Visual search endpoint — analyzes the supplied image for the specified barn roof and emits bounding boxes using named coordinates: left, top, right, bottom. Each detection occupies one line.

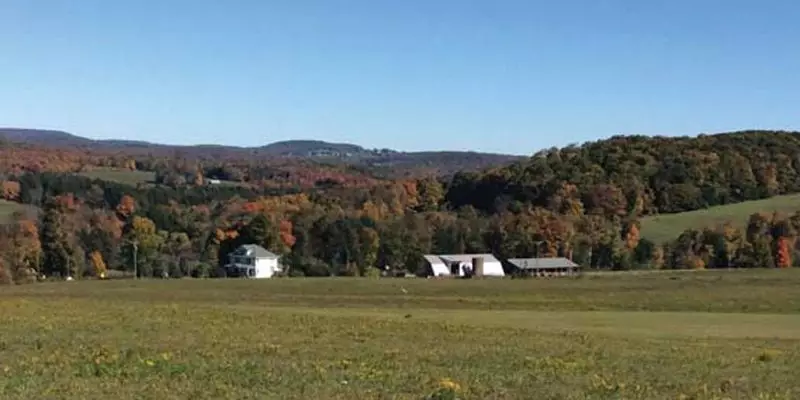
left=507, top=258, right=579, bottom=270
left=423, top=255, right=446, bottom=266
left=231, top=244, right=279, bottom=259
left=423, top=254, right=500, bottom=264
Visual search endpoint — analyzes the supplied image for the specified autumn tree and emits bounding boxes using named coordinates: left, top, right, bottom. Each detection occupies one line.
left=776, top=237, right=792, bottom=268
left=40, top=202, right=76, bottom=278
left=239, top=215, right=278, bottom=251
left=193, top=169, right=205, bottom=186
left=163, top=232, right=192, bottom=276
left=584, top=184, right=628, bottom=219
left=415, top=176, right=444, bottom=212
left=717, top=223, right=744, bottom=268
left=122, top=216, right=164, bottom=277
left=278, top=220, right=296, bottom=250
left=8, top=219, right=41, bottom=282
left=123, top=159, right=137, bottom=171
left=622, top=219, right=641, bottom=250
left=547, top=182, right=584, bottom=216
left=358, top=227, right=380, bottom=274
left=115, top=195, right=136, bottom=222
left=1, top=180, right=21, bottom=201
left=90, top=250, right=108, bottom=278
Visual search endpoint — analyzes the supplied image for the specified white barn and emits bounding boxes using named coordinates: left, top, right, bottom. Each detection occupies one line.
left=423, top=253, right=505, bottom=277
left=224, top=244, right=282, bottom=278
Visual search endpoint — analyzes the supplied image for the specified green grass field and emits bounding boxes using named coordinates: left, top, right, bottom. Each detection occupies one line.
left=78, top=169, right=156, bottom=186
left=0, top=199, right=35, bottom=223
left=77, top=169, right=244, bottom=187
left=641, top=194, right=800, bottom=244
left=1, top=270, right=799, bottom=399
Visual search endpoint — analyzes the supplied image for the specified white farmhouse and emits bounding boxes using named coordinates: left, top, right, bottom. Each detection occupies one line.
left=423, top=253, right=505, bottom=277
left=224, top=244, right=281, bottom=278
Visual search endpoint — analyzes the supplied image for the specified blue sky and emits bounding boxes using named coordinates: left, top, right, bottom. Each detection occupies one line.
left=1, top=0, right=799, bottom=155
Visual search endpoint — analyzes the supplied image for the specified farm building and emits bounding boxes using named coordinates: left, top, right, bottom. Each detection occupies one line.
left=224, top=244, right=282, bottom=278
left=423, top=254, right=505, bottom=277
left=506, top=257, right=580, bottom=277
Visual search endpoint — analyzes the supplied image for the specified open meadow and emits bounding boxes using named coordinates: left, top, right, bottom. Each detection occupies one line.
left=77, top=168, right=157, bottom=186
left=0, top=200, right=35, bottom=223
left=1, top=269, right=800, bottom=399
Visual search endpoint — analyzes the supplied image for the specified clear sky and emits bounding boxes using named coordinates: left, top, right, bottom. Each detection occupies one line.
left=1, top=0, right=799, bottom=155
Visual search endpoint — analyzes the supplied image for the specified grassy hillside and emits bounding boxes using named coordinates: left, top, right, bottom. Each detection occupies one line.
left=1, top=270, right=799, bottom=399
left=641, top=193, right=800, bottom=244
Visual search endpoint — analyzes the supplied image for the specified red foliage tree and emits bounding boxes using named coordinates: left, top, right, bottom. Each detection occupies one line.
left=776, top=237, right=792, bottom=268
left=278, top=219, right=296, bottom=248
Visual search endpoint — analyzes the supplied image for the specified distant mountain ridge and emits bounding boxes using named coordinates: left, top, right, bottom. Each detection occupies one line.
left=0, top=128, right=523, bottom=175
left=0, top=128, right=158, bottom=148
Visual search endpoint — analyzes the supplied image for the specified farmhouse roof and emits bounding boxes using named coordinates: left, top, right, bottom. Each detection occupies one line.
left=232, top=244, right=279, bottom=259
left=507, top=258, right=579, bottom=270
left=423, top=254, right=500, bottom=264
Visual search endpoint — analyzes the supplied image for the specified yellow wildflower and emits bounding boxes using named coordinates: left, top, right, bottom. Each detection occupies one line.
left=438, top=378, right=461, bottom=392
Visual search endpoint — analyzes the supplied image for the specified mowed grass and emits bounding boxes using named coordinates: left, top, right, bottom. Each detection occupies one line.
left=2, top=270, right=800, bottom=399
left=78, top=168, right=156, bottom=186
left=641, top=193, right=800, bottom=243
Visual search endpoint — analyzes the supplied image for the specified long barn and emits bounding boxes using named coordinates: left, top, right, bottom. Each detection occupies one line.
left=423, top=254, right=505, bottom=277
left=506, top=257, right=580, bottom=277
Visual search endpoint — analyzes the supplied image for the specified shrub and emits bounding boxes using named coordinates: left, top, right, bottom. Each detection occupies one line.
left=0, top=260, right=12, bottom=285
left=364, top=266, right=382, bottom=278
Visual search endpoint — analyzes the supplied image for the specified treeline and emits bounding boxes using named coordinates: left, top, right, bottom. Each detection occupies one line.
left=666, top=212, right=797, bottom=269
left=0, top=143, right=383, bottom=190
left=447, top=131, right=800, bottom=215
left=0, top=173, right=796, bottom=285
left=2, top=130, right=800, bottom=283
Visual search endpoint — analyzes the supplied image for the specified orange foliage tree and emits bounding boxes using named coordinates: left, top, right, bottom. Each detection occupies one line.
left=90, top=250, right=108, bottom=277
left=6, top=219, right=42, bottom=281
left=1, top=180, right=21, bottom=201
left=623, top=220, right=641, bottom=250
left=279, top=220, right=296, bottom=248
left=776, top=237, right=792, bottom=268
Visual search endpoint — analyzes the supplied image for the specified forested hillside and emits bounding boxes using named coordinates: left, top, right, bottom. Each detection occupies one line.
left=1, top=130, right=800, bottom=284
left=447, top=130, right=800, bottom=214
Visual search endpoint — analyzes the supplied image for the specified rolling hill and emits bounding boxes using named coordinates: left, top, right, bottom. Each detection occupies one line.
left=0, top=128, right=523, bottom=176
left=445, top=130, right=800, bottom=214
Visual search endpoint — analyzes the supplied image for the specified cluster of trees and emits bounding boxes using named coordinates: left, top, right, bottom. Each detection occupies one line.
left=667, top=212, right=799, bottom=270
left=0, top=141, right=382, bottom=191
left=2, top=130, right=800, bottom=283
left=447, top=131, right=800, bottom=215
